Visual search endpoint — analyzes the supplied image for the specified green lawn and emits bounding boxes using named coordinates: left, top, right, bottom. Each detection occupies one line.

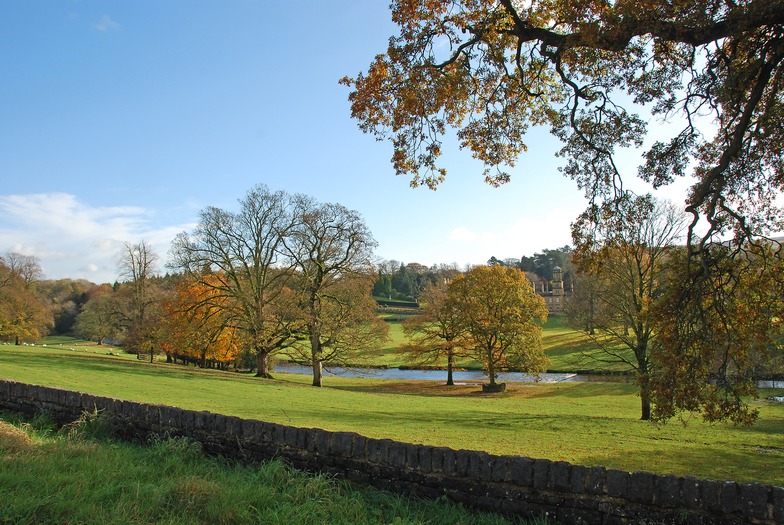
left=355, top=315, right=633, bottom=373
left=1, top=342, right=782, bottom=486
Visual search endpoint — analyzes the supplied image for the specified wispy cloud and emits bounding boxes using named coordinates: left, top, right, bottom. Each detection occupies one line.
left=0, top=193, right=190, bottom=283
left=95, top=14, right=121, bottom=32
left=447, top=208, right=574, bottom=260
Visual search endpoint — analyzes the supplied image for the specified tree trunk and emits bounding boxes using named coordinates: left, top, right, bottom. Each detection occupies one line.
left=312, top=359, right=323, bottom=387
left=641, top=392, right=651, bottom=421
left=310, top=318, right=322, bottom=387
left=255, top=349, right=272, bottom=378
left=446, top=352, right=455, bottom=386
left=487, top=348, right=496, bottom=386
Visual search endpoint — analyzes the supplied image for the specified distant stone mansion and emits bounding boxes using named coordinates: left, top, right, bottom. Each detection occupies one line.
left=531, top=266, right=568, bottom=313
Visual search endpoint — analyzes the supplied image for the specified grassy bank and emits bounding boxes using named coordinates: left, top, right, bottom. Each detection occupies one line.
left=0, top=414, right=537, bottom=525
left=1, top=343, right=782, bottom=486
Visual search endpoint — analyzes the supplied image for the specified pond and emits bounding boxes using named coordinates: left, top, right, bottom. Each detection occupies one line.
left=273, top=363, right=620, bottom=383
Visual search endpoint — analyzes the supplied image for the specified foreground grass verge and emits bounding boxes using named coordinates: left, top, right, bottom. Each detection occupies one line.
left=0, top=414, right=538, bottom=525
left=1, top=344, right=782, bottom=486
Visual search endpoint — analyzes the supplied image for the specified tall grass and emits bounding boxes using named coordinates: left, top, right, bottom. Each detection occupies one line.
left=0, top=413, right=544, bottom=525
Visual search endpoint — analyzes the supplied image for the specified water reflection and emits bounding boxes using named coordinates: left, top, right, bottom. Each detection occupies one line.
left=274, top=364, right=614, bottom=383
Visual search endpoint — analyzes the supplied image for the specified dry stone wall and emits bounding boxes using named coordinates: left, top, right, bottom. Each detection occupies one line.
left=1, top=379, right=781, bottom=525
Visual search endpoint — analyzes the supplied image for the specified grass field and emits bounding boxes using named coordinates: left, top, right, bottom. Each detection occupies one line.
left=0, top=414, right=537, bottom=525
left=1, top=341, right=782, bottom=487
left=360, top=315, right=633, bottom=373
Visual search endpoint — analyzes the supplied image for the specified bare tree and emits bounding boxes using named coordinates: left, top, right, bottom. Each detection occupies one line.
left=168, top=184, right=299, bottom=378
left=116, top=241, right=162, bottom=361
left=284, top=196, right=380, bottom=387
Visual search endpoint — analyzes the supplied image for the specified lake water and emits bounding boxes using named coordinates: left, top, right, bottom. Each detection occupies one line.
left=273, top=364, right=613, bottom=383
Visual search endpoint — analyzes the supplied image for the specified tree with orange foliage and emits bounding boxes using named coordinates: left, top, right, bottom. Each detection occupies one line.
left=448, top=265, right=549, bottom=391
left=162, top=276, right=244, bottom=369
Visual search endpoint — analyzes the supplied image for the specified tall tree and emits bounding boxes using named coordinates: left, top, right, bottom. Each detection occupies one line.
left=0, top=253, right=52, bottom=344
left=116, top=241, right=163, bottom=361
left=284, top=196, right=379, bottom=387
left=168, top=185, right=299, bottom=378
left=569, top=195, right=686, bottom=420
left=72, top=285, right=120, bottom=345
left=650, top=243, right=784, bottom=424
left=449, top=265, right=549, bottom=390
left=401, top=281, right=469, bottom=385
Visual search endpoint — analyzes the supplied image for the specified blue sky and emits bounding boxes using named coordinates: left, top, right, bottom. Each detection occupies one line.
left=0, top=2, right=690, bottom=284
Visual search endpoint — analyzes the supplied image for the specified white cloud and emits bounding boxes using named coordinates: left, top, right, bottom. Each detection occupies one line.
left=95, top=14, right=120, bottom=32
left=445, top=208, right=574, bottom=262
left=0, top=193, right=191, bottom=283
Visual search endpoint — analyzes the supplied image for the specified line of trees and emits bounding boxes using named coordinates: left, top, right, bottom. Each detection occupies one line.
left=3, top=190, right=782, bottom=421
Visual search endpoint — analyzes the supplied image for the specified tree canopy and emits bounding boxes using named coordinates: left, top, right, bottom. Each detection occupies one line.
left=342, top=0, right=784, bottom=248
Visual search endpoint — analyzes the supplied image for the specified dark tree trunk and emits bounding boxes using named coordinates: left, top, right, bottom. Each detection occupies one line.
left=255, top=349, right=272, bottom=378
left=641, top=393, right=651, bottom=421
left=446, top=352, right=455, bottom=386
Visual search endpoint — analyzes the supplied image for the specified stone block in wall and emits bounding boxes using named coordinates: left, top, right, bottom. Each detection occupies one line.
left=379, top=438, right=394, bottom=466
left=490, top=455, right=509, bottom=483
left=284, top=425, right=298, bottom=449
left=388, top=441, right=408, bottom=469
left=329, top=431, right=355, bottom=458
left=570, top=464, right=587, bottom=494
left=296, top=426, right=310, bottom=451
left=64, top=390, right=82, bottom=408
left=159, top=405, right=182, bottom=431
left=195, top=411, right=213, bottom=432
left=455, top=449, right=472, bottom=477
left=212, top=414, right=227, bottom=434
left=365, top=437, right=381, bottom=463
left=475, top=452, right=493, bottom=482
left=350, top=433, right=365, bottom=458
left=720, top=480, right=739, bottom=514
left=606, top=470, right=629, bottom=499
left=416, top=444, right=432, bottom=473
left=180, top=409, right=195, bottom=432
left=772, top=486, right=784, bottom=523
left=682, top=477, right=701, bottom=509
left=552, top=461, right=571, bottom=492
left=532, top=458, right=551, bottom=490
left=629, top=471, right=656, bottom=504
left=240, top=418, right=259, bottom=443
left=739, top=483, right=769, bottom=521
left=311, top=428, right=330, bottom=456
left=509, top=456, right=533, bottom=486
left=402, top=443, right=420, bottom=471
left=701, top=479, right=721, bottom=513
left=653, top=474, right=681, bottom=508
left=226, top=416, right=242, bottom=438
left=442, top=447, right=457, bottom=476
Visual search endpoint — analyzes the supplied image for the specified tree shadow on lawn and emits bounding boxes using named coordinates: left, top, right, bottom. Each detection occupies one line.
left=581, top=439, right=784, bottom=486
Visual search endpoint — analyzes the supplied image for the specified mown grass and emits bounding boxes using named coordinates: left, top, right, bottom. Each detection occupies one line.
left=1, top=343, right=783, bottom=486
left=358, top=315, right=633, bottom=374
left=0, top=413, right=540, bottom=525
